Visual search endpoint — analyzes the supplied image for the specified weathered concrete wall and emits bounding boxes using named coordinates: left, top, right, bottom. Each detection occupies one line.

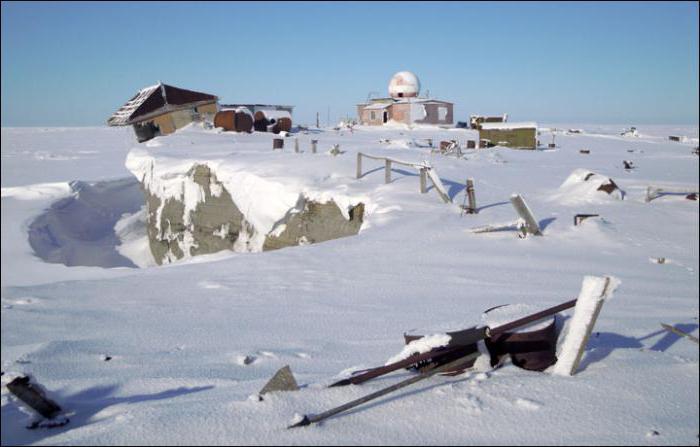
left=414, top=102, right=454, bottom=125
left=264, top=201, right=364, bottom=251
left=142, top=164, right=364, bottom=264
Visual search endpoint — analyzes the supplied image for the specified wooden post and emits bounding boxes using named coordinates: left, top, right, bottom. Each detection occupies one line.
left=385, top=159, right=392, bottom=184
left=466, top=178, right=477, bottom=214
left=509, top=194, right=541, bottom=236
left=294, top=138, right=299, bottom=153
left=419, top=168, right=427, bottom=193
left=553, top=276, right=617, bottom=376
left=356, top=152, right=362, bottom=179
left=311, top=140, right=318, bottom=154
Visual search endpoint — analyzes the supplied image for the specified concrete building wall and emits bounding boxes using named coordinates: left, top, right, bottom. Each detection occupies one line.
left=390, top=103, right=411, bottom=124
left=358, top=106, right=387, bottom=125
left=414, top=102, right=453, bottom=125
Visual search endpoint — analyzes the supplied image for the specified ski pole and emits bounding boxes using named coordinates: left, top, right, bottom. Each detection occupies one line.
left=289, top=351, right=480, bottom=428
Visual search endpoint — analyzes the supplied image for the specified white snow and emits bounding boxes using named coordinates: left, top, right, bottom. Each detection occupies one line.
left=550, top=168, right=625, bottom=204
left=385, top=333, right=452, bottom=365
left=480, top=122, right=538, bottom=130
left=1, top=123, right=698, bottom=445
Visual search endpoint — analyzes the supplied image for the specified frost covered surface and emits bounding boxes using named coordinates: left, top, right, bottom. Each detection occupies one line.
left=1, top=124, right=699, bottom=445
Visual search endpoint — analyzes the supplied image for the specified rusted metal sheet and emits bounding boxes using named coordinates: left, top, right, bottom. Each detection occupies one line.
left=574, top=214, right=599, bottom=225
left=484, top=305, right=559, bottom=372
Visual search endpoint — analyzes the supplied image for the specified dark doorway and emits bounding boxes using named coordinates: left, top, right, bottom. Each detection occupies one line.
left=383, top=111, right=388, bottom=123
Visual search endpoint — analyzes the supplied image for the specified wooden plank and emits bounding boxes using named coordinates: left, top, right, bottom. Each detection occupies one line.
left=646, top=185, right=699, bottom=202
left=356, top=152, right=362, bottom=179
left=509, top=194, right=541, bottom=235
left=6, top=376, right=62, bottom=419
left=426, top=168, right=452, bottom=203
left=385, top=159, right=392, bottom=184
left=553, top=276, right=617, bottom=376
left=660, top=323, right=699, bottom=344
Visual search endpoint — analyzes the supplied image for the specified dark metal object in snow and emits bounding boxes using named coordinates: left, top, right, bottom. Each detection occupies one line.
left=289, top=352, right=481, bottom=429
left=579, top=149, right=590, bottom=154
left=597, top=179, right=620, bottom=195
left=574, top=214, right=599, bottom=226
left=260, top=365, right=299, bottom=396
left=6, top=376, right=64, bottom=420
left=623, top=160, right=635, bottom=170
left=272, top=138, right=284, bottom=150
left=483, top=305, right=559, bottom=372
left=328, top=299, right=577, bottom=388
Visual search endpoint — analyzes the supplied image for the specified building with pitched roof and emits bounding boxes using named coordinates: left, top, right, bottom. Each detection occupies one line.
left=107, top=82, right=219, bottom=142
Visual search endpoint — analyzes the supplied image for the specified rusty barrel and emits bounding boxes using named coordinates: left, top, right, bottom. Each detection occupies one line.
left=215, top=109, right=253, bottom=133
left=214, top=110, right=235, bottom=131
left=483, top=304, right=559, bottom=372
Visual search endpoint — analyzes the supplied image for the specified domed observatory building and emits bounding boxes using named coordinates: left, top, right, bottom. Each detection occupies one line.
left=357, top=72, right=453, bottom=126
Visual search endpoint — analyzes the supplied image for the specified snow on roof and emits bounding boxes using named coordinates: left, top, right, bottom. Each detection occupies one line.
left=257, top=109, right=291, bottom=121
left=108, top=83, right=218, bottom=126
left=107, top=84, right=162, bottom=126
left=480, top=122, right=537, bottom=130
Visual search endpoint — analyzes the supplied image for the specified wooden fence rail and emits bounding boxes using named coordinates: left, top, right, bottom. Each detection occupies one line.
left=356, top=152, right=451, bottom=203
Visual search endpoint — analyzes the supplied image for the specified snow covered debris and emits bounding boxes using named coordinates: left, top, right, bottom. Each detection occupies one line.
left=385, top=333, right=452, bottom=365
left=551, top=168, right=624, bottom=204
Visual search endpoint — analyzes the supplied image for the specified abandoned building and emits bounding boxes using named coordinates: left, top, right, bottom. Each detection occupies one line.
left=220, top=104, right=294, bottom=133
left=107, top=82, right=219, bottom=142
left=357, top=71, right=453, bottom=126
left=479, top=122, right=538, bottom=149
left=469, top=114, right=508, bottom=130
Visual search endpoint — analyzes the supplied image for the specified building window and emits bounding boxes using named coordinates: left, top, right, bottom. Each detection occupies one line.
left=370, top=111, right=376, bottom=120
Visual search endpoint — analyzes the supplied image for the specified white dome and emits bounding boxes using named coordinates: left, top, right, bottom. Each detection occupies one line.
left=388, top=71, right=420, bottom=98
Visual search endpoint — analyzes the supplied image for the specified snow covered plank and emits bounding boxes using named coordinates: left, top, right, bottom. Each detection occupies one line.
left=426, top=168, right=452, bottom=203
left=553, top=276, right=620, bottom=376
left=509, top=194, right=541, bottom=236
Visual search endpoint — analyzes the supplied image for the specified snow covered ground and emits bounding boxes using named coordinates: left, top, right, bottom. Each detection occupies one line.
left=1, top=123, right=698, bottom=445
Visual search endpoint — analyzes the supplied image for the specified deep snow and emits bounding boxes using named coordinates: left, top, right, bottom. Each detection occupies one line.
left=1, top=124, right=698, bottom=445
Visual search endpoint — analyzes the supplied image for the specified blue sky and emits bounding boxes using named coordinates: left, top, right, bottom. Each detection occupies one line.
left=1, top=1, right=698, bottom=126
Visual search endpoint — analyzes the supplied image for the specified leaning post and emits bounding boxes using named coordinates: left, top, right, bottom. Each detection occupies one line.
left=466, top=178, right=477, bottom=214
